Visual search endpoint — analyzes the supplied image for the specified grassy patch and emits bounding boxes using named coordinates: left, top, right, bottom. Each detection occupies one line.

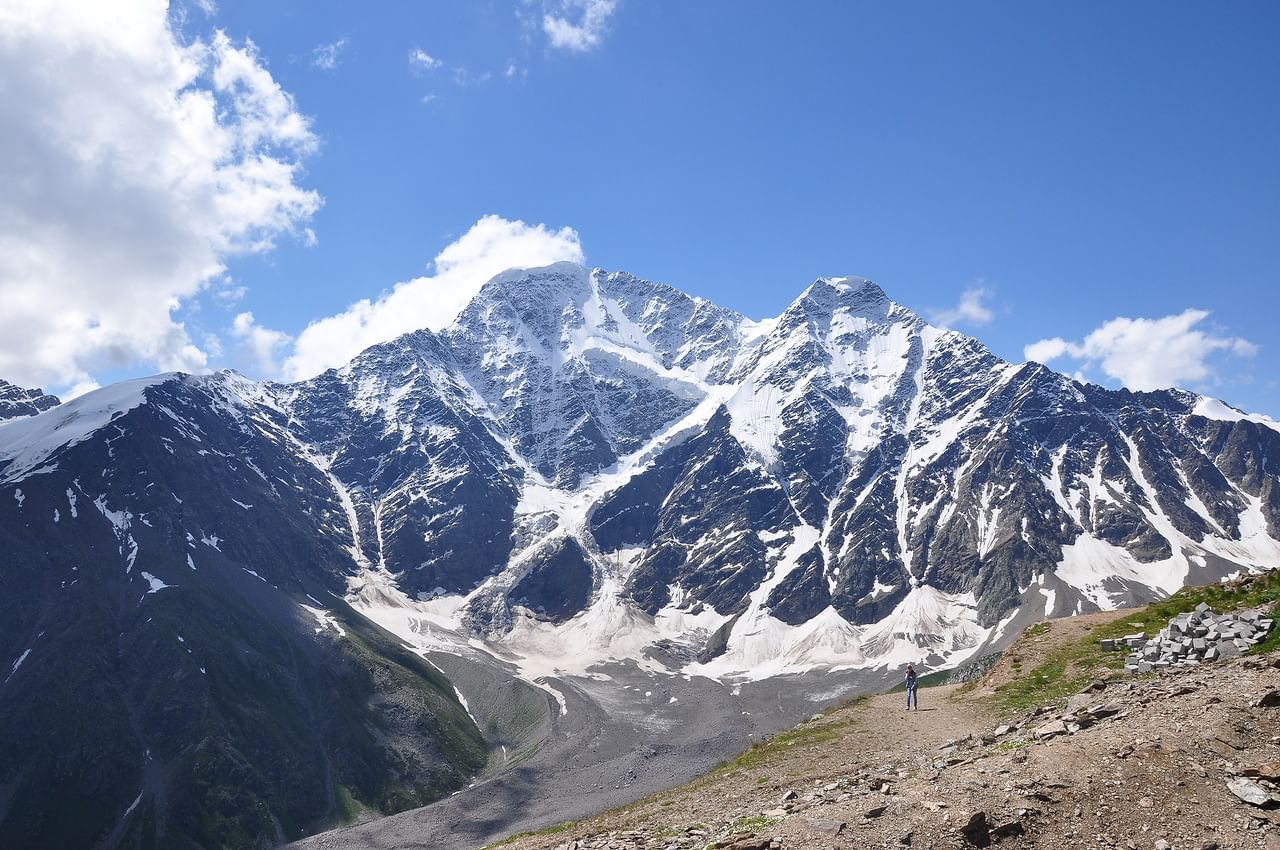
left=484, top=820, right=576, bottom=848
left=335, top=785, right=363, bottom=823
left=729, top=814, right=779, bottom=832
left=989, top=572, right=1280, bottom=715
left=715, top=718, right=853, bottom=774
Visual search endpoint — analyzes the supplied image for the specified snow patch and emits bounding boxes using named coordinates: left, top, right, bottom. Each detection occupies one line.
left=0, top=375, right=171, bottom=483
left=5, top=648, right=32, bottom=683
left=140, top=572, right=172, bottom=594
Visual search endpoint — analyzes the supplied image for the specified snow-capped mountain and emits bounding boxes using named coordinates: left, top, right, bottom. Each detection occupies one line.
left=3, top=263, right=1280, bottom=848
left=0, top=379, right=59, bottom=422
left=274, top=265, right=1279, bottom=679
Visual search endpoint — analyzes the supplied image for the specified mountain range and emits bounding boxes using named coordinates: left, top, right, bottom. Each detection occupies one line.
left=3, top=262, right=1279, bottom=848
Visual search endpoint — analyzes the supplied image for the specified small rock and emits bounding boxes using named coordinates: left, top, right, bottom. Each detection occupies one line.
left=864, top=804, right=888, bottom=818
left=990, top=820, right=1025, bottom=840
left=800, top=816, right=845, bottom=836
left=1241, top=763, right=1280, bottom=781
left=1255, top=690, right=1280, bottom=708
left=1034, top=720, right=1068, bottom=740
left=960, top=811, right=991, bottom=847
left=1227, top=776, right=1275, bottom=806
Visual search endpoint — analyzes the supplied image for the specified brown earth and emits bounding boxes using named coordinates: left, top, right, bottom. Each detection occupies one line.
left=971, top=608, right=1139, bottom=696
left=489, top=610, right=1280, bottom=850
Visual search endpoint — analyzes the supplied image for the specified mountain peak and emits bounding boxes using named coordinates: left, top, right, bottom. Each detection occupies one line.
left=0, top=378, right=61, bottom=423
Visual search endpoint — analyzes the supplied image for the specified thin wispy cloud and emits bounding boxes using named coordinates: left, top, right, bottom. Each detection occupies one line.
left=311, top=37, right=348, bottom=70
left=928, top=285, right=996, bottom=329
left=542, top=0, right=620, bottom=52
left=451, top=67, right=493, bottom=87
left=1025, top=309, right=1257, bottom=391
left=409, top=48, right=442, bottom=71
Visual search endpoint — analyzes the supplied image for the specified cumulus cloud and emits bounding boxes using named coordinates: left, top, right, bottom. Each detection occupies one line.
left=928, top=285, right=995, bottom=329
left=409, top=47, right=441, bottom=70
left=311, top=37, right=348, bottom=70
left=282, top=215, right=584, bottom=380
left=0, top=0, right=320, bottom=392
left=1024, top=309, right=1257, bottom=392
left=542, top=0, right=620, bottom=52
left=231, top=312, right=292, bottom=376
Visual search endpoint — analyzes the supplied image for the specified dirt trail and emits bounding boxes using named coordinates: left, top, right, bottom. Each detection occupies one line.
left=851, top=684, right=986, bottom=760
left=489, top=615, right=1280, bottom=850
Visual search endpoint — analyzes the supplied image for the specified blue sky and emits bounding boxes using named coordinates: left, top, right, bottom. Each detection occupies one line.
left=2, top=1, right=1277, bottom=415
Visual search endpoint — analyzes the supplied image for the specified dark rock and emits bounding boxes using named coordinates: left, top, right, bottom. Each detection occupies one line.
left=960, top=811, right=991, bottom=847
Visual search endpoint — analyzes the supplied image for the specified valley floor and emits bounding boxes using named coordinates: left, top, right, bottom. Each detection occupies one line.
left=296, top=584, right=1280, bottom=850
left=480, top=612, right=1280, bottom=850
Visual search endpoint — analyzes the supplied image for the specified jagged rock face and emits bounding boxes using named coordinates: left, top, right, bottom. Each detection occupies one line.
left=279, top=331, right=523, bottom=597
left=0, top=379, right=59, bottom=421
left=443, top=265, right=749, bottom=488
left=592, top=407, right=798, bottom=615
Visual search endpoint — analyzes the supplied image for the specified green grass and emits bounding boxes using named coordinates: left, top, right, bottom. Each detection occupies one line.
left=484, top=820, right=576, bottom=848
left=714, top=717, right=854, bottom=774
left=989, top=571, right=1280, bottom=715
left=335, top=785, right=363, bottom=823
left=728, top=814, right=779, bottom=832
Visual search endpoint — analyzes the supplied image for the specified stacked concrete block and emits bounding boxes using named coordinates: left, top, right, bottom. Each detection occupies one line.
left=1097, top=603, right=1274, bottom=673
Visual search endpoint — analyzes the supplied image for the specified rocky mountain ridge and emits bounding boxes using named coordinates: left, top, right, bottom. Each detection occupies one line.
left=0, top=378, right=59, bottom=421
left=3, top=263, right=1280, bottom=849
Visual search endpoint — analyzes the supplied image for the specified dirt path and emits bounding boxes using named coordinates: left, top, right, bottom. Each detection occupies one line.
left=490, top=683, right=998, bottom=850
left=490, top=625, right=1280, bottom=850
left=851, top=684, right=986, bottom=761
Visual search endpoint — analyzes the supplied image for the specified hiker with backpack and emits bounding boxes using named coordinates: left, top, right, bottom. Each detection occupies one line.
left=905, top=663, right=919, bottom=710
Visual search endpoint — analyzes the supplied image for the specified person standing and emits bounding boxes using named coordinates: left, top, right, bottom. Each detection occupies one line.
left=905, top=663, right=918, bottom=710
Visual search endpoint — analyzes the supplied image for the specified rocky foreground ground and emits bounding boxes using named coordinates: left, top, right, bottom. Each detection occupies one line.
left=491, top=607, right=1280, bottom=850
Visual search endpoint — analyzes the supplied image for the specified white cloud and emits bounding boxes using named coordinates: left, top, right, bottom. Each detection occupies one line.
left=311, top=37, right=348, bottom=70
left=928, top=285, right=995, bottom=328
left=409, top=48, right=441, bottom=70
left=1023, top=337, right=1070, bottom=364
left=542, top=0, right=619, bottom=52
left=0, top=0, right=320, bottom=392
left=283, top=215, right=584, bottom=380
left=1024, top=309, right=1257, bottom=391
left=231, top=311, right=292, bottom=377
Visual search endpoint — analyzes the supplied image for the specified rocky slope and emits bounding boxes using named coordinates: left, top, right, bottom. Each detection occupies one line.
left=0, top=374, right=487, bottom=850
left=484, top=597, right=1280, bottom=850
